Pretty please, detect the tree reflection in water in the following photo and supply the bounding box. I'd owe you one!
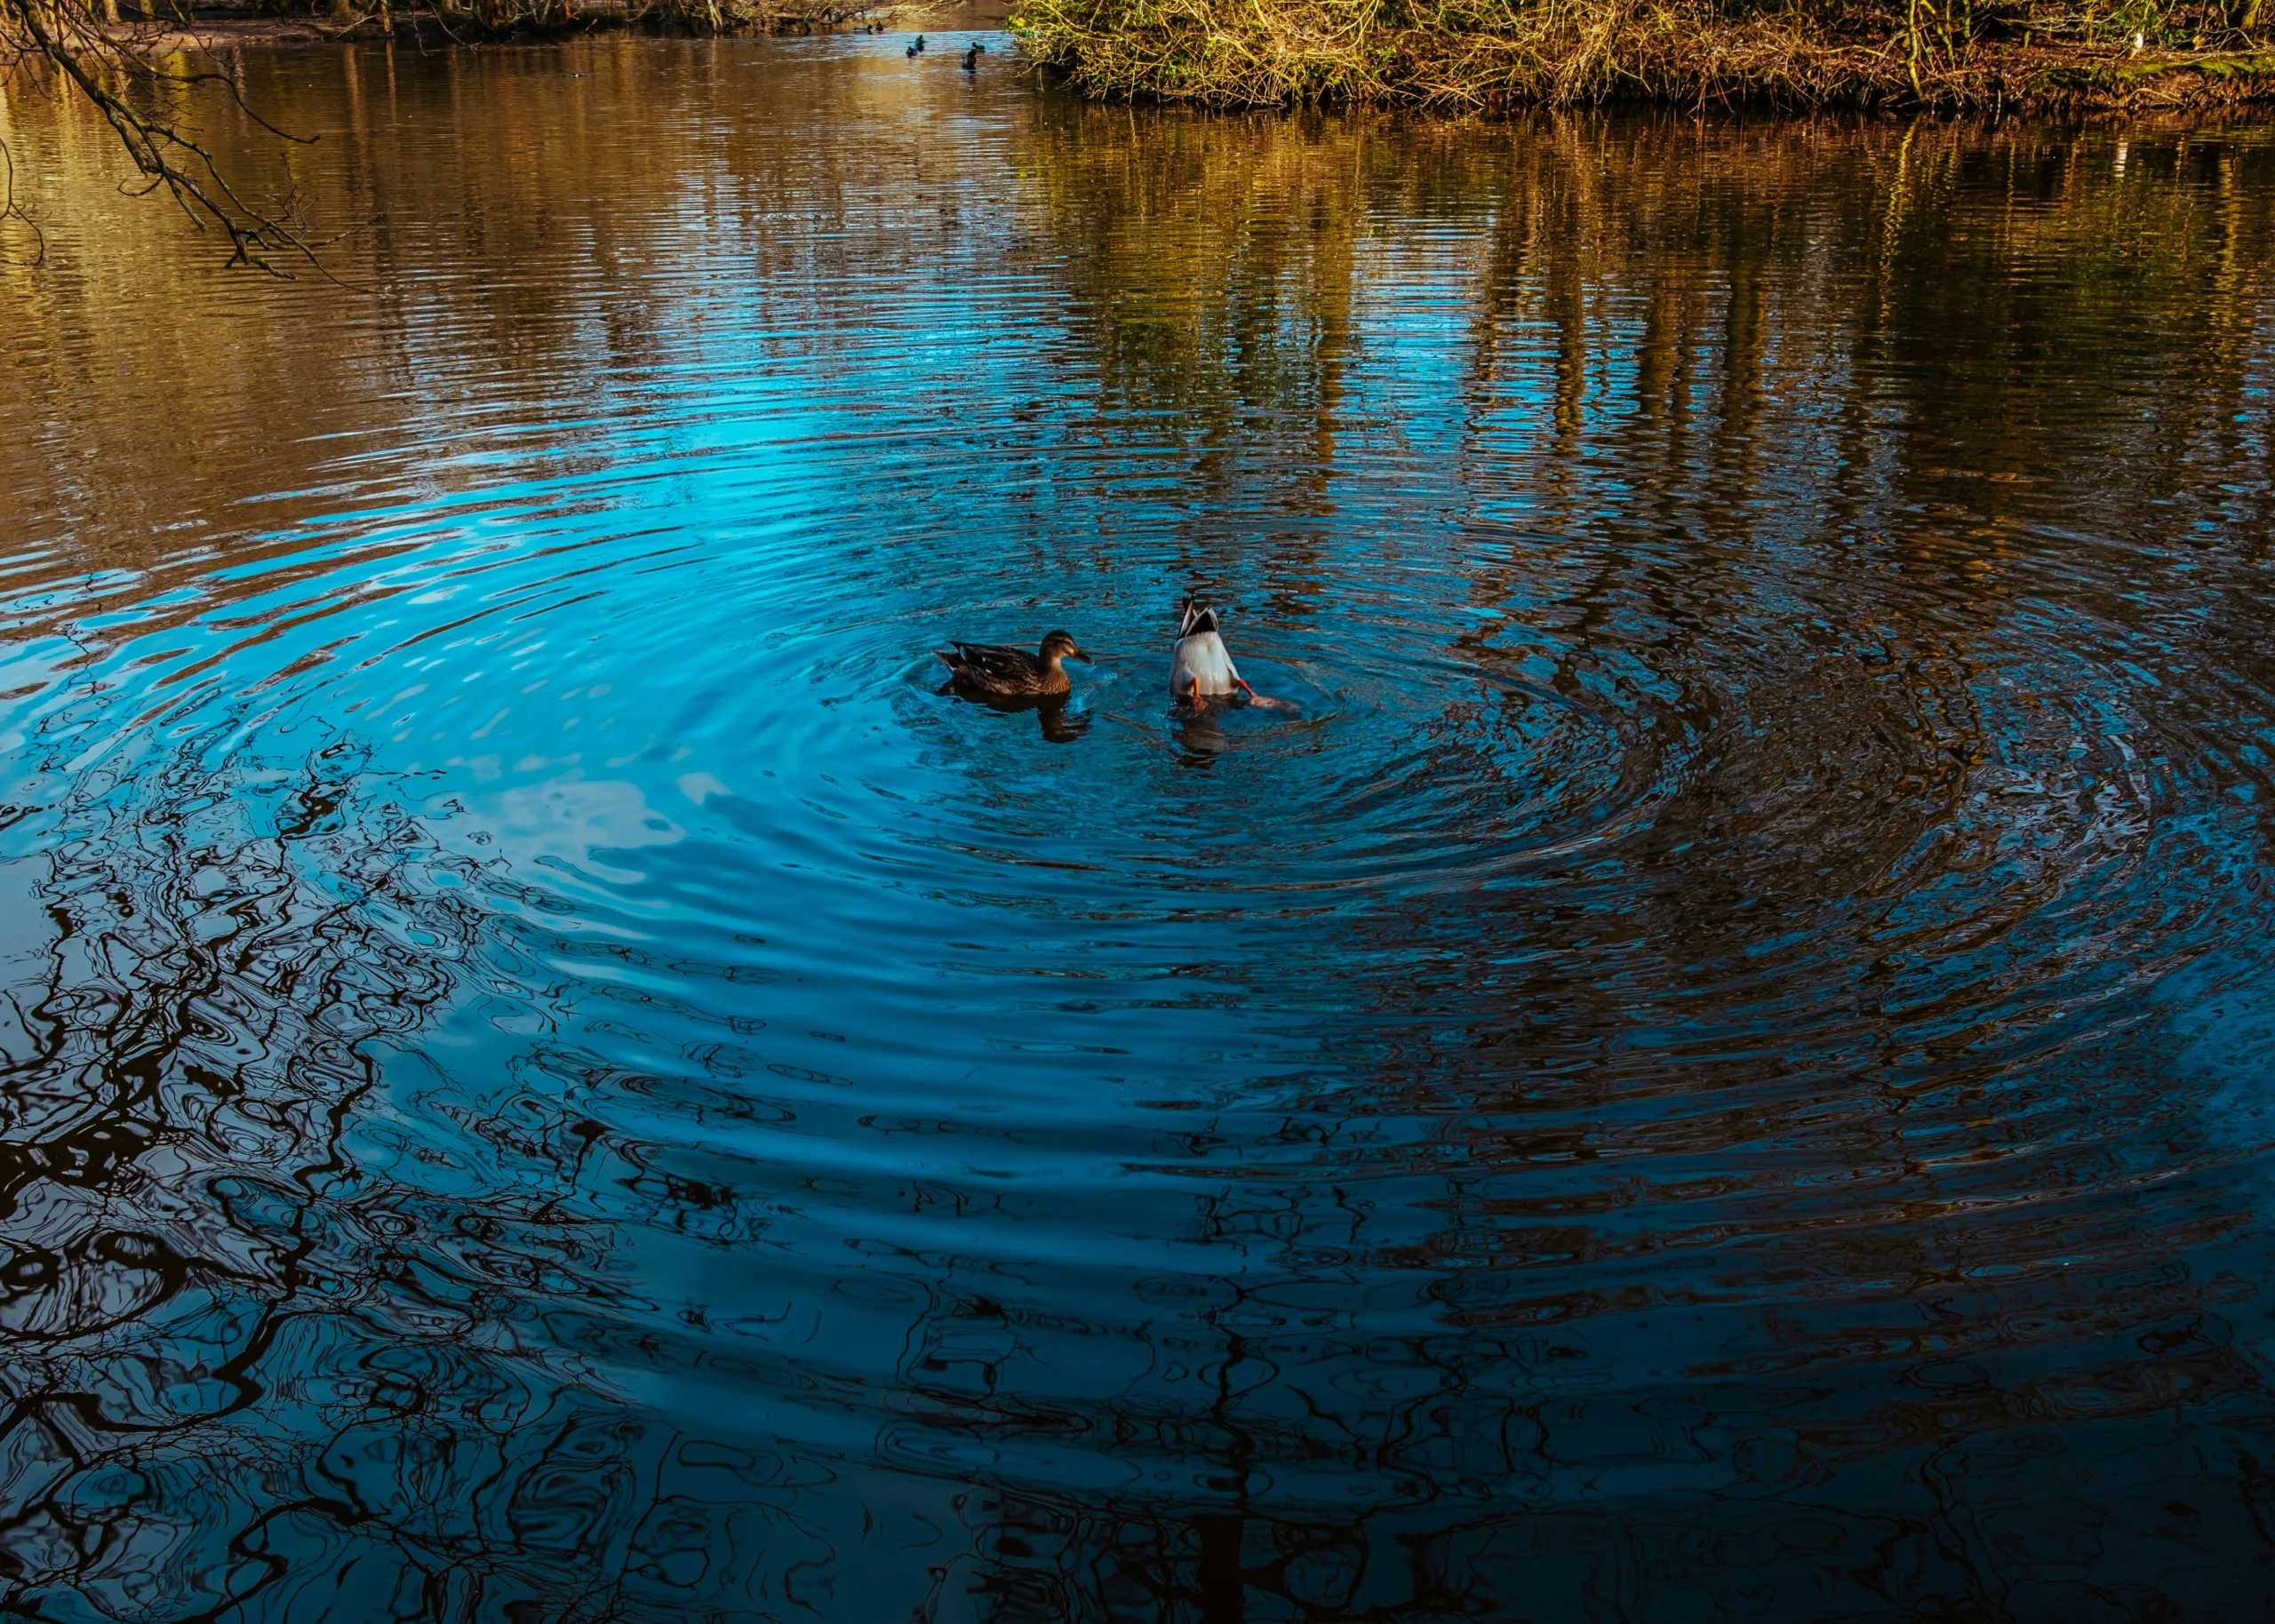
[1,40,2273,1622]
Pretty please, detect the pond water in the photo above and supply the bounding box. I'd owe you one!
[4,37,2275,1620]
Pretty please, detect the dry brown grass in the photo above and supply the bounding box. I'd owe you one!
[403,0,894,35]
[1008,0,2275,109]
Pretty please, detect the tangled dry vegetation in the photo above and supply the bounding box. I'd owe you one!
[1,0,890,55]
[1009,0,2275,107]
[419,0,883,33]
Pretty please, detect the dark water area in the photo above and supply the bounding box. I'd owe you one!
[3,38,2275,1620]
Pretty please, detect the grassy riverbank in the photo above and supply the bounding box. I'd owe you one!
[41,0,2273,110]
[1008,0,2275,109]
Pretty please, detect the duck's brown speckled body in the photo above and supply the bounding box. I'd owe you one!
[936,630,1092,697]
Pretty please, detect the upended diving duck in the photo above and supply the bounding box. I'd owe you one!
[1169,600,1278,707]
[936,629,1092,697]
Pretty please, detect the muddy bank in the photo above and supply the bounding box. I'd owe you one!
[124,0,1008,52]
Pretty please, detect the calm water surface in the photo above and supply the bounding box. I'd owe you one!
[3,39,2275,1620]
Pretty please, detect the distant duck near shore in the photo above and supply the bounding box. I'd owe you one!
[962,42,981,69]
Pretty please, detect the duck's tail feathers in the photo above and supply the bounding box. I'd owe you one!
[1177,600,1221,637]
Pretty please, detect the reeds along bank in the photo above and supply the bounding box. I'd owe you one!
[1004,0,2275,108]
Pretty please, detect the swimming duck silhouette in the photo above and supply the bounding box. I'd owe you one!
[937,629,1092,697]
[1169,601,1265,707]
[962,42,980,68]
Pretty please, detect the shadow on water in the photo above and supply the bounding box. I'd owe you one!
[1,34,2274,1621]
[1167,692,1302,765]
[941,683,1093,744]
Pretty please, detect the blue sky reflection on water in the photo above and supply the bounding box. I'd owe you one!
[1,36,2274,1620]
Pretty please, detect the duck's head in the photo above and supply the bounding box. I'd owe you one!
[1041,630,1092,665]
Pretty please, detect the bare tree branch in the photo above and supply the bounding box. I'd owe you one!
[0,127,46,264]
[0,0,345,275]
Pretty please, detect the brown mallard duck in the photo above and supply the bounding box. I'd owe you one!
[936,630,1092,697]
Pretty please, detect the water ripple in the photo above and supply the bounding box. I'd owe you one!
[0,42,2272,1620]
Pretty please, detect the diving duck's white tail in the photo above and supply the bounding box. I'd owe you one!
[1169,602,1241,697]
